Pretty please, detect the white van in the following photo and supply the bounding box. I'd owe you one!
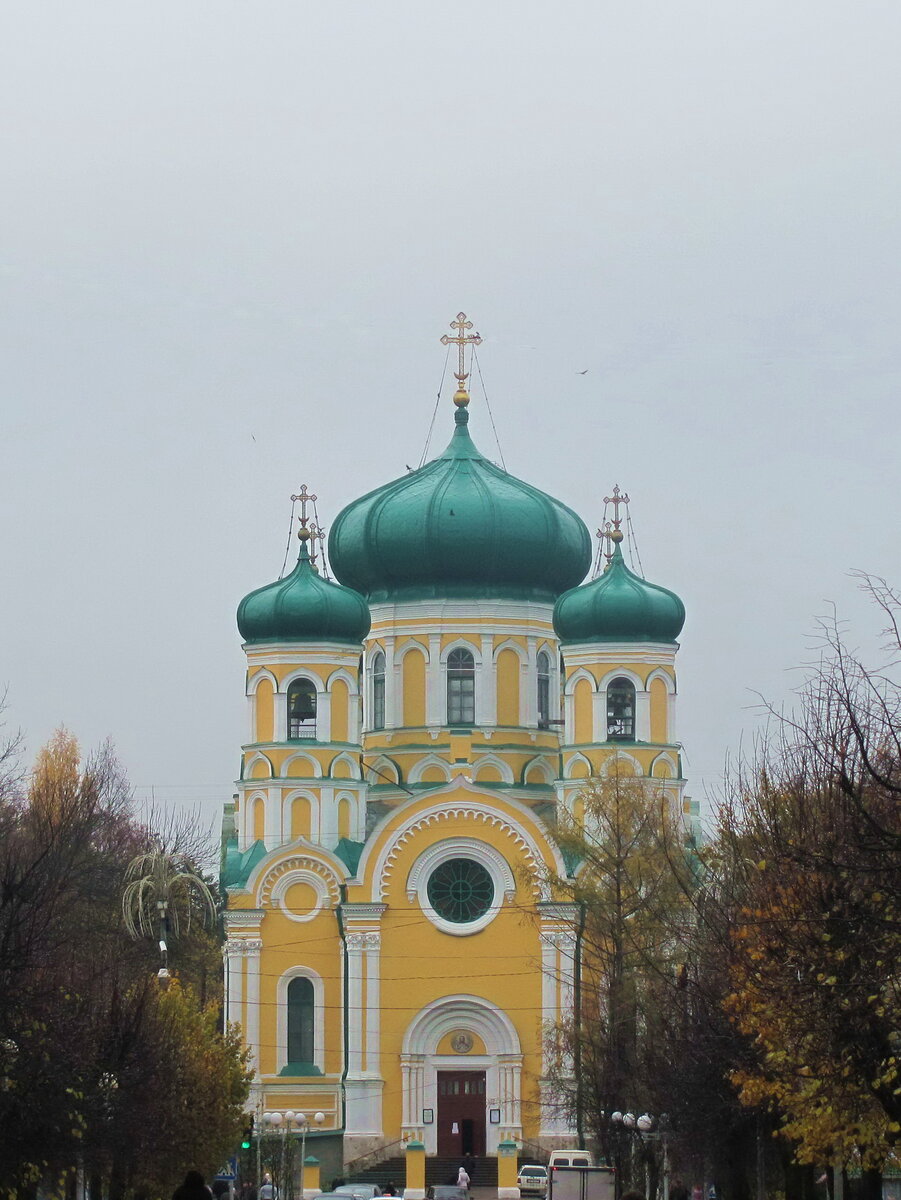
[547,1151,594,1169]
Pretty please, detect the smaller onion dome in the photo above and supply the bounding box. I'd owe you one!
[553,538,685,644]
[237,534,371,645]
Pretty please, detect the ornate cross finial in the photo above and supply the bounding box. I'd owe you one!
[440,311,482,404]
[596,519,616,566]
[309,520,328,574]
[603,484,630,538]
[291,484,317,545]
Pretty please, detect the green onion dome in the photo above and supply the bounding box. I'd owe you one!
[328,404,592,604]
[238,536,371,645]
[553,539,685,644]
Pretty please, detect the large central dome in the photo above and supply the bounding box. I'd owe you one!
[328,402,591,604]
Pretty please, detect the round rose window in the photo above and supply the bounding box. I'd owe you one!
[426,858,495,924]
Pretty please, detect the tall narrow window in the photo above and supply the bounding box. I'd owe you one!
[287,679,317,739]
[371,651,386,731]
[447,648,475,725]
[607,678,636,741]
[287,976,314,1064]
[537,651,551,729]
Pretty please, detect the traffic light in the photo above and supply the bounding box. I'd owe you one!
[241,1116,254,1150]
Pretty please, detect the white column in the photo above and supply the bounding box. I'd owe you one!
[401,1059,412,1126]
[224,941,245,1030]
[636,690,651,741]
[385,637,400,729]
[477,636,495,726]
[525,638,538,726]
[364,931,381,1074]
[563,692,575,743]
[426,634,442,725]
[317,784,334,846]
[317,688,331,742]
[558,932,577,1073]
[540,933,557,1073]
[667,690,677,745]
[245,938,263,1081]
[592,689,605,744]
[346,933,364,1074]
[247,695,256,743]
[265,785,281,848]
[274,690,288,740]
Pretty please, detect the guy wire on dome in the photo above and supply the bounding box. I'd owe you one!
[592,484,647,579]
[419,311,506,470]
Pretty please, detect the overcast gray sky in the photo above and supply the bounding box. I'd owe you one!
[2,0,899,836]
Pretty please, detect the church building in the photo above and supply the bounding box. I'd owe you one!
[220,314,694,1167]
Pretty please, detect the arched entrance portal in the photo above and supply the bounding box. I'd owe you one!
[401,995,523,1156]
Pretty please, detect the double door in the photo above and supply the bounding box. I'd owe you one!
[436,1070,486,1157]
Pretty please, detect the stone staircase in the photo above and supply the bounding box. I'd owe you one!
[347,1156,499,1190]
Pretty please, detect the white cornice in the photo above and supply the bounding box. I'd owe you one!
[245,647,362,664]
[368,598,556,625]
[562,643,678,663]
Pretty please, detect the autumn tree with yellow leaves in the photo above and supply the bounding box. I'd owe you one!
[0,728,250,1198]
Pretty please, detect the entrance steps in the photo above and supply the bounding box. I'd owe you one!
[347,1157,498,1189]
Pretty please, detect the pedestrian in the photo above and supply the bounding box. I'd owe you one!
[463,1154,477,1184]
[691,1186,703,1200]
[457,1166,470,1194]
[173,1173,215,1200]
[670,1180,689,1200]
[259,1174,278,1200]
[383,1185,397,1196]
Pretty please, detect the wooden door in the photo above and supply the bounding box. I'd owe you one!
[436,1070,486,1157]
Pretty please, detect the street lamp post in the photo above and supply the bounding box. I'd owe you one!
[609,1110,669,1200]
[299,1112,325,1199]
[262,1109,325,1200]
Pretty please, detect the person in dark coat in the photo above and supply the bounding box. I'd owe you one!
[173,1173,214,1200]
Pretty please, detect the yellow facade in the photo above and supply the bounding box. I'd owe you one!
[223,593,689,1168]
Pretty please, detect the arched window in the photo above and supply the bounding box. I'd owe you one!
[447,648,475,725]
[287,679,317,740]
[371,651,386,731]
[537,650,552,730]
[607,677,636,741]
[286,976,314,1065]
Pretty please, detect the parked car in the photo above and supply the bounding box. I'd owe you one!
[426,1188,468,1200]
[335,1188,383,1200]
[518,1165,549,1197]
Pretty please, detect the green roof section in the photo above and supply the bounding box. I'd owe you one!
[221,837,267,891]
[328,404,592,603]
[237,537,371,645]
[553,541,685,645]
[333,837,364,875]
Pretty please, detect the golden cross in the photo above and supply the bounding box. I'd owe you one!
[440,312,482,395]
[603,484,630,533]
[291,484,317,538]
